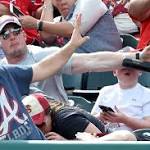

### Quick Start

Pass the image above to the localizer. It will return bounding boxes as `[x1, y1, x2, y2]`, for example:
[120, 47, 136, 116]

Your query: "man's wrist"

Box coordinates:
[135, 52, 140, 59]
[136, 52, 144, 61]
[37, 20, 43, 31]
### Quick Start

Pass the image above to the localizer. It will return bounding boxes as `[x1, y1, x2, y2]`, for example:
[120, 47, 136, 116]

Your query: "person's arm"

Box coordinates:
[84, 122, 102, 134]
[76, 130, 137, 141]
[31, 14, 89, 82]
[128, 0, 150, 21]
[71, 45, 150, 74]
[122, 116, 150, 130]
[38, 0, 56, 44]
[38, 0, 62, 44]
[19, 15, 74, 37]
[101, 106, 150, 130]
[19, 0, 107, 37]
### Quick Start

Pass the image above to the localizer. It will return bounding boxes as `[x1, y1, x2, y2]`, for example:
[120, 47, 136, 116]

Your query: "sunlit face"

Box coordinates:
[37, 115, 52, 135]
[113, 68, 142, 87]
[52, 0, 76, 17]
[0, 23, 27, 60]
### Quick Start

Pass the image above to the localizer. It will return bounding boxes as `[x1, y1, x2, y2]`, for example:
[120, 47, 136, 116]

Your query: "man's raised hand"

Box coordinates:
[69, 14, 90, 49]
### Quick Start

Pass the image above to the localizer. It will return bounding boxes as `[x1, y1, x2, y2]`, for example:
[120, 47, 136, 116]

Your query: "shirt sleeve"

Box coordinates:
[7, 65, 33, 95]
[54, 110, 90, 139]
[68, 0, 108, 35]
[91, 87, 107, 115]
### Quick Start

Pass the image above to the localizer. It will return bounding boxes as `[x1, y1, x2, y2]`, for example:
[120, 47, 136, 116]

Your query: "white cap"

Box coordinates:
[0, 15, 21, 32]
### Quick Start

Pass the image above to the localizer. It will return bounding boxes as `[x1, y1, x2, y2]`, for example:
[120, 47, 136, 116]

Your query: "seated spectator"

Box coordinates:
[22, 93, 106, 140]
[22, 92, 137, 141]
[0, 0, 53, 46]
[19, 0, 122, 52]
[0, 15, 150, 102]
[91, 67, 150, 132]
[103, 0, 139, 34]
[128, 0, 150, 50]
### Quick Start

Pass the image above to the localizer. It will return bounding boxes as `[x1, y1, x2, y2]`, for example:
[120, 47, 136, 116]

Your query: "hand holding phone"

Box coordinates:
[99, 105, 114, 113]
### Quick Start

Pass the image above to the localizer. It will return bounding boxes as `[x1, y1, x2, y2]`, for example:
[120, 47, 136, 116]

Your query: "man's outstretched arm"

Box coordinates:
[71, 45, 150, 73]
[32, 14, 89, 82]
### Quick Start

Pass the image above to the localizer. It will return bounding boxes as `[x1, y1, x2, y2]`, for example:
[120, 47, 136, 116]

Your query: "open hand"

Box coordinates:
[100, 106, 127, 123]
[69, 14, 90, 49]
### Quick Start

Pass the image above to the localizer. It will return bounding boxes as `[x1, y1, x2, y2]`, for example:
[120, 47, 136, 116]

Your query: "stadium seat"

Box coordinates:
[68, 95, 94, 112]
[139, 72, 150, 87]
[62, 74, 83, 90]
[120, 34, 138, 48]
[82, 72, 117, 90]
[133, 128, 150, 141]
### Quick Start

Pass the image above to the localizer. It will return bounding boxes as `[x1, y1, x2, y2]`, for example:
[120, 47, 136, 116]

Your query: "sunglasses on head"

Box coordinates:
[0, 28, 22, 40]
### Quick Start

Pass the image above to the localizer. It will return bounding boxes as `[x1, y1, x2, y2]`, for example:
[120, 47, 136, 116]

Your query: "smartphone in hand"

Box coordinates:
[10, 3, 24, 17]
[99, 105, 114, 113]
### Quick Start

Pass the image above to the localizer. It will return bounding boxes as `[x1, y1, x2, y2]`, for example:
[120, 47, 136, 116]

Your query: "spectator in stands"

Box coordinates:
[19, 0, 122, 52]
[22, 93, 106, 140]
[22, 92, 137, 141]
[128, 0, 150, 50]
[1, 15, 150, 102]
[0, 0, 54, 46]
[91, 67, 150, 132]
[0, 13, 89, 140]
[103, 0, 139, 34]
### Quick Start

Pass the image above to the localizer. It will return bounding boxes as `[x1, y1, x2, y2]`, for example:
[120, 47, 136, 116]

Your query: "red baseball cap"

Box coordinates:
[22, 93, 50, 125]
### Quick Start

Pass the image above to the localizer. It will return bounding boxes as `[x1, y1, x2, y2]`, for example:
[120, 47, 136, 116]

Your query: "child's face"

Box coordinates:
[37, 115, 52, 134]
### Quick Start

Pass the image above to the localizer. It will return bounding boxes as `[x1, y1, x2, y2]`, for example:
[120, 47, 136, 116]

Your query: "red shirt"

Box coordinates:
[1, 0, 43, 44]
[137, 17, 150, 49]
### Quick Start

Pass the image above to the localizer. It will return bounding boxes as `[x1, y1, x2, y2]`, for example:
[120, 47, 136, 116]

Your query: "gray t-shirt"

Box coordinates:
[0, 45, 73, 102]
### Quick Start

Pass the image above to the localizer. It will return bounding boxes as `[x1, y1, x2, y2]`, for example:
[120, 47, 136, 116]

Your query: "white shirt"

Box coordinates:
[91, 83, 150, 131]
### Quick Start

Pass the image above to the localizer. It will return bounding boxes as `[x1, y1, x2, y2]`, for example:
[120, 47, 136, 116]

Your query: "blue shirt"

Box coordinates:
[0, 65, 45, 140]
